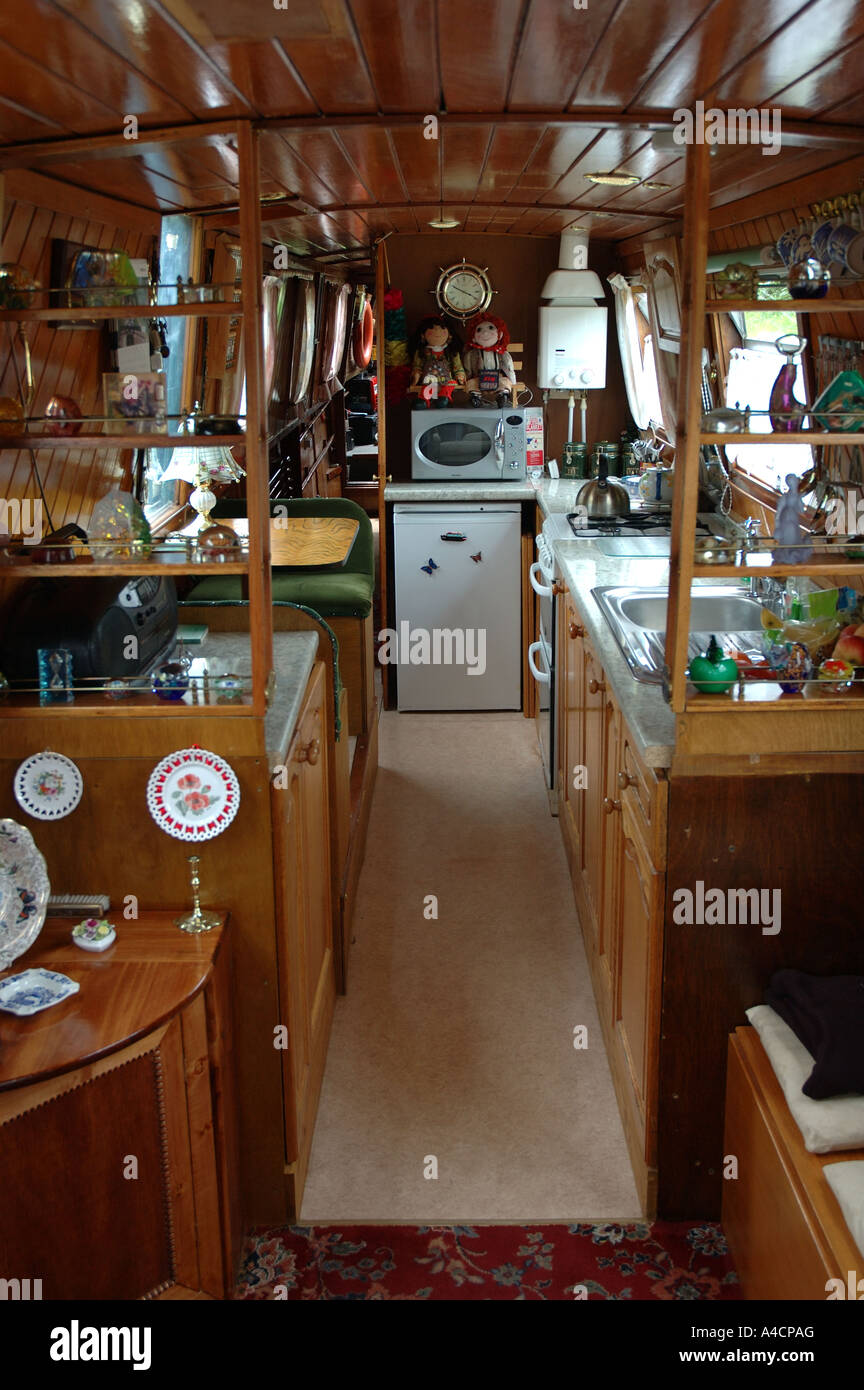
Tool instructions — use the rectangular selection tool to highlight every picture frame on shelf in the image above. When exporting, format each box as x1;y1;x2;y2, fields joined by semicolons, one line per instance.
102;371;167;435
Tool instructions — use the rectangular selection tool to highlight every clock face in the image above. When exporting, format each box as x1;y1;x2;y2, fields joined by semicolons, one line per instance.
437;262;493;319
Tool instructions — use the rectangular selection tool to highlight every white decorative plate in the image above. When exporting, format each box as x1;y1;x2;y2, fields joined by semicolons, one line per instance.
146;747;240;842
0;968;79;1015
14;751;83;820
0;820;51;971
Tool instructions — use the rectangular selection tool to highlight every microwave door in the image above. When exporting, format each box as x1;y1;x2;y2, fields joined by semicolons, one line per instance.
415;420;493;471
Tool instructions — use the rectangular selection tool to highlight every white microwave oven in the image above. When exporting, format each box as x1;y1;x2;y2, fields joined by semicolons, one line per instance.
410;407;530;480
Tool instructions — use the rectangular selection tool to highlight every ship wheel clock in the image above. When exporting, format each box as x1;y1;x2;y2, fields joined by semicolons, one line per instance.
433;259;495;320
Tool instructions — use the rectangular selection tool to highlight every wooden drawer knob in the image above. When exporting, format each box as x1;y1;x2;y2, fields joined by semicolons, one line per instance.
603;797;621;815
296;738;320;765
617;771;635;790
588;677;606;694
569;621;584;639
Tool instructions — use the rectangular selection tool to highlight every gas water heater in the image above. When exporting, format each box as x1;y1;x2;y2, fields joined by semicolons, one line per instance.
538;227;608;390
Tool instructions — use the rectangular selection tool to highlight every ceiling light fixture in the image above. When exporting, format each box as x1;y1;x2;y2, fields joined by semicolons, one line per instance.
584;171;640;187
644;181;672;191
428;204;460;229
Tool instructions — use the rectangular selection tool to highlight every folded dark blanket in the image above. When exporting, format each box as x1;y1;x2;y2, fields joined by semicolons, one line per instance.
766;970;864;1100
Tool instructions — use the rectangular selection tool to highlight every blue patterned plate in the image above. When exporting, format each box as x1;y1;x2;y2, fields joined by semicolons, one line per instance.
0;967;79;1015
0;819;51;971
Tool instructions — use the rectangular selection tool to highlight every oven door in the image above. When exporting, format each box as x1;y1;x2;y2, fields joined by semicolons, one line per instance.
528;635;555;796
411;412;501;478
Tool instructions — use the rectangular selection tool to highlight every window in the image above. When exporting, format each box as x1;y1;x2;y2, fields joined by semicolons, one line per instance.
142;215;195;519
609;276;663;431
721;306;814;492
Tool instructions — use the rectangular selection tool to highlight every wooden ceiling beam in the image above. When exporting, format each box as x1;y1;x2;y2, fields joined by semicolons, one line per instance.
201;198;680;232
0;113;859;175
0;120;240;170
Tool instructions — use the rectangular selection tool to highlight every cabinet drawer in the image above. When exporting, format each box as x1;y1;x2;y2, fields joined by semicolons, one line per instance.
616;726;668;869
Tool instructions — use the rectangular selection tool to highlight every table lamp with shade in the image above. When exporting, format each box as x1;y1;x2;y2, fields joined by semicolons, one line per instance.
162;443;245;529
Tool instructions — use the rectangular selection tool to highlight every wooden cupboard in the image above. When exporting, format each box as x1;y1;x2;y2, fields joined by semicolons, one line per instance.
0;915;239;1301
556;605;667;1214
557;577;864;1220
271;661;336;1215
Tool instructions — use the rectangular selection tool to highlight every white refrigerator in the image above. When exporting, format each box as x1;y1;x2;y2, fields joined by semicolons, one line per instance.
393;504;522;710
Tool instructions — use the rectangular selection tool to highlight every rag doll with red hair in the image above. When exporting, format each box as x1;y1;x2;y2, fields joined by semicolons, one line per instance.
462;312;516;407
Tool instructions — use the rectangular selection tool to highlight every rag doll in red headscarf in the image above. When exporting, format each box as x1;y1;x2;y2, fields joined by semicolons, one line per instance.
462;312;516;407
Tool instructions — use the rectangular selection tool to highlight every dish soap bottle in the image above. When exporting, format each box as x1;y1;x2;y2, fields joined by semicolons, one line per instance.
689;635;739;694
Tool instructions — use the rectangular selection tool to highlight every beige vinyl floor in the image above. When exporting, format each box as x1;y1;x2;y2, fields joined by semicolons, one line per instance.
300;710;642;1223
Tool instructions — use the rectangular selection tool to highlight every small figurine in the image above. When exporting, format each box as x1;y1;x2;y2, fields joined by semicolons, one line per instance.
462;312;516;407
409;316;466;408
772;473;813;565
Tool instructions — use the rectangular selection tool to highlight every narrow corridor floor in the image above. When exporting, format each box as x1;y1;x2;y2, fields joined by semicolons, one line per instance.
300;711;642;1222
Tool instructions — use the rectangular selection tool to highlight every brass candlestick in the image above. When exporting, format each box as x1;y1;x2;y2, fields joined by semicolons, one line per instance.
174;854;220;933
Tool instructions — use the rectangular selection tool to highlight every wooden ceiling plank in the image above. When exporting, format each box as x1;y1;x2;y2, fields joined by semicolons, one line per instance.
334;126;409;206
277;0;377;112
634;0;812;108
571;0;717;108
441;125;495;202
3;169;161;236
283;129;375;205
437;0;525;112
348;0;439;113
50;0;253;121
507;0;622;111
714;0;864;108
762;35;864;118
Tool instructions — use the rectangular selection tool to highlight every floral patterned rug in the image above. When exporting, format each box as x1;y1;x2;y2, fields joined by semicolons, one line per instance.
236;1223;740;1300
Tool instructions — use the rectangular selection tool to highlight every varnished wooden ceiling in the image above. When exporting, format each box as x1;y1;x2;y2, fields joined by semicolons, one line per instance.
0;0;863;260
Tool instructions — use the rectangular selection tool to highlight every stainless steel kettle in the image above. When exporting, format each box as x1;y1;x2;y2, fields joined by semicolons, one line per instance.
575;451;631;518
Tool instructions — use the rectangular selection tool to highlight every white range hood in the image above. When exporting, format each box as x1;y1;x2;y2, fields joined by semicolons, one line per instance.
541;227;605;303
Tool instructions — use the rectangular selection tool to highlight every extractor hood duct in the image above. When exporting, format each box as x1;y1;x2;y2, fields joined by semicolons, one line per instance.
538;226;608;390
541;227;605;304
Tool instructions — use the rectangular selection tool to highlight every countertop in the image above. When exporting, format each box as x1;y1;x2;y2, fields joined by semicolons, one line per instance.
550;538;677;768
385;480;537;503
177;630;319;762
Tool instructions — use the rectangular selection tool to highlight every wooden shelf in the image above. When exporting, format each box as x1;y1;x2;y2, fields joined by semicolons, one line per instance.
0;696;256;716
3;555;249;577
705;298;864;313
0;433;246;450
693;559;864;577
0;302;242;322
701;431;864;445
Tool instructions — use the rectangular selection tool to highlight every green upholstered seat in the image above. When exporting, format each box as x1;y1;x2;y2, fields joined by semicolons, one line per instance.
182;497;374;619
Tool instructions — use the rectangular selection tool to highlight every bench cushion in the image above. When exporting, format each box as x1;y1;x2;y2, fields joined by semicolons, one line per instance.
747;1004;864;1154
183;572;373;619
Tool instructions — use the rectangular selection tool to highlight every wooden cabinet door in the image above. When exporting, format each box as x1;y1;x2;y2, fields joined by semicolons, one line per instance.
614;793;664;1163
598;695;622;1009
271;662;336;1212
581;637;607;942
557;594;585;871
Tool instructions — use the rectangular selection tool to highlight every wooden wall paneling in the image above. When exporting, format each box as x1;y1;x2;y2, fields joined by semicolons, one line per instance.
0;748;285;1226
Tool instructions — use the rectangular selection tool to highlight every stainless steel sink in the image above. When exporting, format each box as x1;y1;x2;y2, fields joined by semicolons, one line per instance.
592;585;765;684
